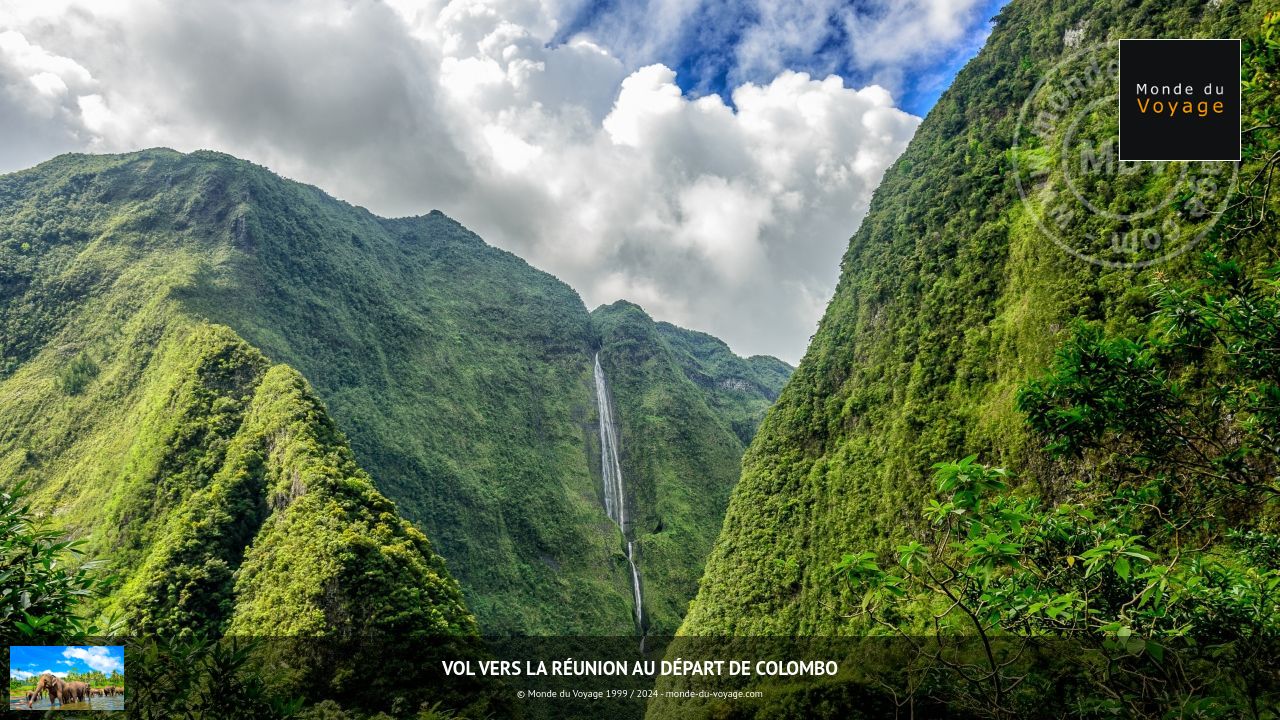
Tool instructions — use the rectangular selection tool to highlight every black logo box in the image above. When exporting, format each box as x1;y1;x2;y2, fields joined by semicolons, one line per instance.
1119;38;1240;162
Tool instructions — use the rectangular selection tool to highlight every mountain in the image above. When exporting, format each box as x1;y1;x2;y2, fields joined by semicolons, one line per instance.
0;149;789;636
654;319;793;448
592;301;790;633
681;0;1279;636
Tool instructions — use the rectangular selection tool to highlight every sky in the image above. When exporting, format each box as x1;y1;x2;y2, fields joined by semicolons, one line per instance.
9;646;125;680
0;0;1004;364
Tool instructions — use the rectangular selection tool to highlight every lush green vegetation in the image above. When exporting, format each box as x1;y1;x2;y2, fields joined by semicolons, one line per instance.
683;0;1280;638
653;319;791;446
0;319;484;715
828;240;1280;715
0;482;118;642
129;637;300;719
98;330;477;639
0;146;785;637
0;144;786;719
592;302;788;634
661;6;1280;717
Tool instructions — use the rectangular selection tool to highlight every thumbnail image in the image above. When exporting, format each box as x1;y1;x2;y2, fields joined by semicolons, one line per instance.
9;646;124;712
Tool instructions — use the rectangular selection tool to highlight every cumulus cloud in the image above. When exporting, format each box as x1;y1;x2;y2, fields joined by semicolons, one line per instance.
514;66;917;358
733;0;992;80
560;0;997;105
0;0;925;363
62;646;123;674
0;27;100;169
836;0;996;94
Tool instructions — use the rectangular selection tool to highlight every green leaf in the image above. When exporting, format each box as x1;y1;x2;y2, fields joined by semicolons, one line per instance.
1145;641;1164;663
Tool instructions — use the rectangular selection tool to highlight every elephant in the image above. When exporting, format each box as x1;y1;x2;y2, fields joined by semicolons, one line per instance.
32;673;69;706
66;681;90;703
31;674;91;705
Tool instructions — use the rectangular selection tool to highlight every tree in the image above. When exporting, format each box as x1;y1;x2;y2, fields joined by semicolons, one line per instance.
836;450;1279;718
834;257;1280;717
0;481;118;642
834;18;1280;718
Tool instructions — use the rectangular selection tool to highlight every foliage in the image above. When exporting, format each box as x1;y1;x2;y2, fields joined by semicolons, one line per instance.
832;185;1280;715
0;147;782;636
1235;11;1280;234
592;301;788;634
683;0;1280;637
57;351;98;395
837;456;1279;718
1020;262;1280;511
653;317;791;445
93;327;476;641
129;635;302;720
226;365;476;638
0;481;118;642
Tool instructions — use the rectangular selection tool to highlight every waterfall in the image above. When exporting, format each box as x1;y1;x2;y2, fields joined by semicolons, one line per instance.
594;353;646;639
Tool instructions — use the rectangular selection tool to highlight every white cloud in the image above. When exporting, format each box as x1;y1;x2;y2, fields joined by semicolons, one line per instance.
11;668;68;679
559;0;995;101
62;647;123;674
841;0;990;67
0;27;100;169
730;0;992;82
0;0;924;363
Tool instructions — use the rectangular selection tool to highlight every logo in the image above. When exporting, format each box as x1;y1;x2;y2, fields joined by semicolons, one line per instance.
1119;39;1241;161
1013;42;1238;268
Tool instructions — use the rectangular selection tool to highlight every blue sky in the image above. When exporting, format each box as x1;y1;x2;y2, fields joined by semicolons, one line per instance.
555;0;1009;115
9;646;125;681
0;0;1008;363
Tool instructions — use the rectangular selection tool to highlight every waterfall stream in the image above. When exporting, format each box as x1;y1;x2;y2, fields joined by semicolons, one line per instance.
593;353;646;640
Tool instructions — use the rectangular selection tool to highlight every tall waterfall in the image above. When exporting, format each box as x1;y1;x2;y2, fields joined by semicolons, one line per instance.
593;353;645;638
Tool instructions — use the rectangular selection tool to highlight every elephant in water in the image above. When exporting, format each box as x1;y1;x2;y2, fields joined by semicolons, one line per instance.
31;674;91;705
66;681;90;702
32;674;67;705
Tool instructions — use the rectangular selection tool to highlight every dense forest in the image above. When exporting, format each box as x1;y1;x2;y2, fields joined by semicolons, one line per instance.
5;0;1280;717
685;0;1278;636
0;150;790;716
671;0;1280;717
0;148;788;647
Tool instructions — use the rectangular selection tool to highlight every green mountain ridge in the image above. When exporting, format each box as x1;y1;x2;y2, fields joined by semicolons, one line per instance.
0;148;789;637
681;0;1280;636
591;301;789;633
